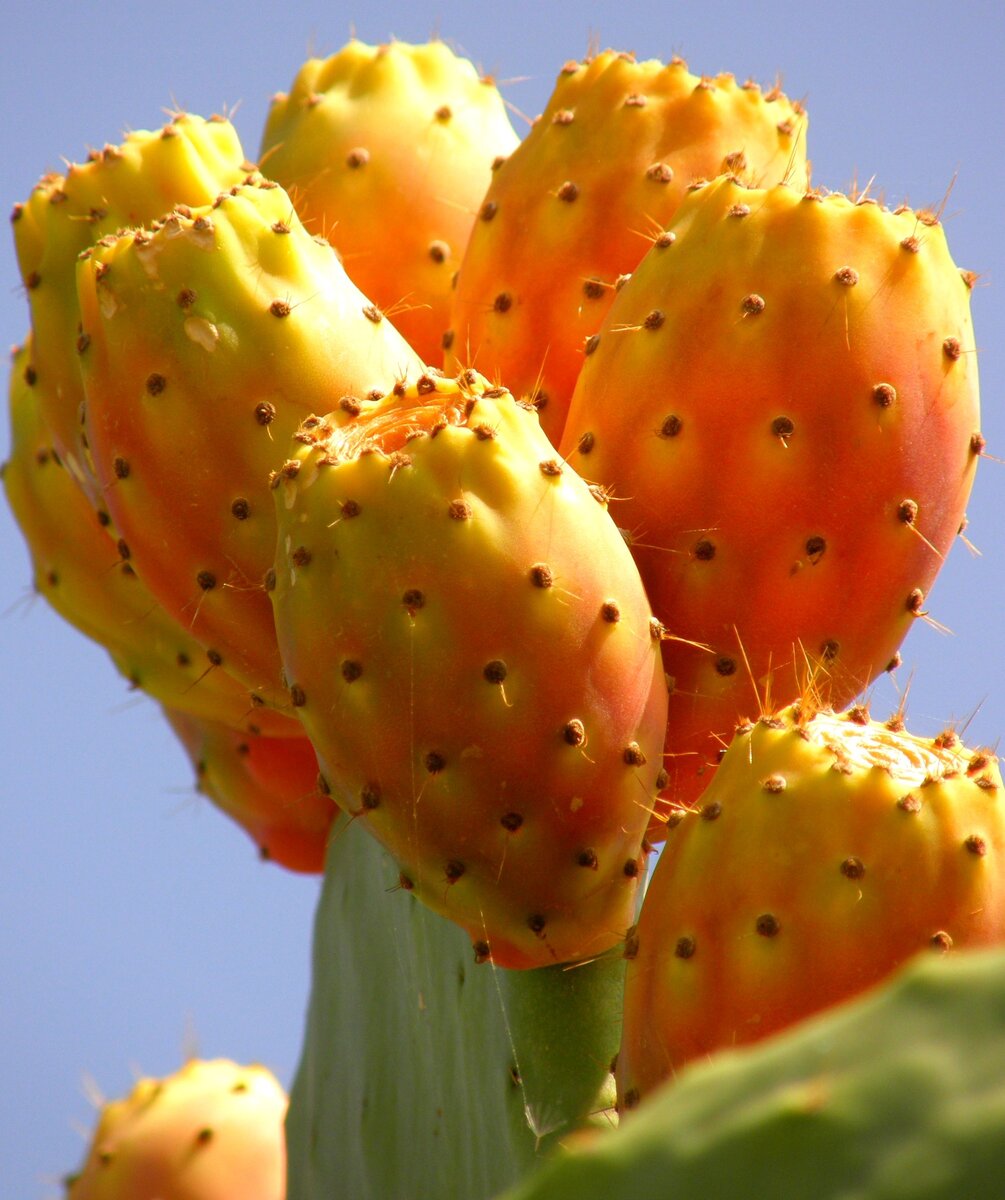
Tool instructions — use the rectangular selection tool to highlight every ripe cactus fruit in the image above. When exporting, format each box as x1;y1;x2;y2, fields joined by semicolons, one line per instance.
2;340;291;735
164;707;333;872
260;38;519;363
617;704;1005;1107
560;176;982;822
76;177;423;710
269;371;668;968
64;1058;286;1199
447;50;808;444
10;112;250;501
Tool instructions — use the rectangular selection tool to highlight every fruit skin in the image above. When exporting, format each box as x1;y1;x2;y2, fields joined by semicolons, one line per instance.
164;707;333;873
497;945;1005;1200
2;340;290;735
260;38;519;364
559;176;981;823
11;112;251;503
447;50;808;445
76;176;424;710
269;371;668;969
64;1058;286;1200
617;704;1005;1106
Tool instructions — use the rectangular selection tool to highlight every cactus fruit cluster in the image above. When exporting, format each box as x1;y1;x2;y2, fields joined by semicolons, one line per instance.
4;30;998;1200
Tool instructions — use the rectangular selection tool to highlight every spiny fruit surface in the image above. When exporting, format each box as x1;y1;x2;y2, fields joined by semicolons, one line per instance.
64;1058;286;1200
269;371;668;968
11;112;251;502
164;707;333;873
77;176;423;711
617;704;1005;1108
2;340;290;735
260;38;519;363
560;175;982;825
447;50;808;445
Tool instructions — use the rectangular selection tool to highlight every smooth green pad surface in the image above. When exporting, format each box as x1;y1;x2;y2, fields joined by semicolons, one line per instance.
497;946;1005;1199
286;817;624;1200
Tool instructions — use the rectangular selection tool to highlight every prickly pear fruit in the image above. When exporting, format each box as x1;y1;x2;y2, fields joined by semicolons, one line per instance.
447;51;808;444
11;112;251;501
2;340;290;735
164;707;332;872
260;38;519;363
269;370;668;968
500;946;1005;1200
560;176;981;822
76;176;424;710
64;1058;286;1200
617;704;1005;1107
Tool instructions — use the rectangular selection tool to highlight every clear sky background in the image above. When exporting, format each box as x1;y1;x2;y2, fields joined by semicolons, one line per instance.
1;2;1002;1195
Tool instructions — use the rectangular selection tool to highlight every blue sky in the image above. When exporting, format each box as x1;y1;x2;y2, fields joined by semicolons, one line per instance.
1;2;1002;1195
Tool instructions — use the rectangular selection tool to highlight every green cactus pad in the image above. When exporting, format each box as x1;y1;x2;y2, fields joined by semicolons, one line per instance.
496;945;1005;1200
286;815;625;1200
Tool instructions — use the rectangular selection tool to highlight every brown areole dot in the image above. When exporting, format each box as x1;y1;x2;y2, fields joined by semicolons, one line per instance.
654;231;676;249
289;684;306;707
444;859;465;883
577;848;598;869
886;652;902;672
441;330;455;351
429;240;449;263
806;535;826;562
563;719;587;747
848;705;870;726
539;458;563;477
623;742;647;767
971;433;986;456
646;162;673;183
621;1087;640;1111
623;926;639;959
146;372;166;396
873;382;897;408
714;655;737;676
493;292;512;313
196;570;216;591
601;601;621;623
362;304;383;324
342;500;361;519
931;930;953;952
448;499;473;520
424;751;446;774
841;856;866;879
898;793;921;813
231;495;250;519
623;859;640;878
772;415;795;440
742;293;766;315
584;333;600;356
965;835;988;857
578;431;595;454
500;811;523;832
528;914;547;936
701;800;722;821
361;782;381;809
263;568;277;592
346;147;369;168
270;299;291;318
907;588;925;614
112;456;130;479
530;563;554;588
834;266;859;286
756;913;780;937
763;775;787;794
402;588;425;612
675;935;696;959
341;660;363;683
583;278;604;299
659;414;683;438
728;203;751;218
694;538;716;561
943;336;963;361
398;872;413;890
898;499;919;524
484;660;507;684
255;401;276;426
473;940;491;963
557;180;579;202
